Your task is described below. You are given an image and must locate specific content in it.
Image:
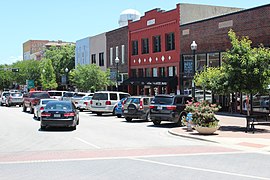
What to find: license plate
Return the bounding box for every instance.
[54,114,61,118]
[124,110,128,113]
[96,102,101,106]
[157,106,162,110]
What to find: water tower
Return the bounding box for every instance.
[118,9,141,27]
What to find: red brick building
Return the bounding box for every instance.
[125,4,181,95]
[179,4,270,113]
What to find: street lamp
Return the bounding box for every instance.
[115,57,120,91]
[65,68,69,90]
[190,41,197,99]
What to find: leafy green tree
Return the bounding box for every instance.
[40,59,58,90]
[11,60,42,87]
[194,66,228,95]
[223,30,270,94]
[69,64,112,92]
[43,44,75,84]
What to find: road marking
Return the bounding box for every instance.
[130,158,269,180]
[0,151,245,165]
[74,137,101,149]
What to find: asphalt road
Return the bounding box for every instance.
[0,106,270,180]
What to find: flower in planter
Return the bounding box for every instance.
[184,100,221,128]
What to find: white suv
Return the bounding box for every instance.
[90,91,130,116]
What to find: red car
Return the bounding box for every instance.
[22,91,50,114]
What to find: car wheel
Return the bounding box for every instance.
[177,113,186,127]
[145,112,150,121]
[97,112,102,116]
[112,107,116,116]
[40,125,46,131]
[30,105,34,114]
[23,104,27,112]
[72,126,77,130]
[33,113,36,119]
[76,118,79,125]
[117,114,122,118]
[0,102,2,106]
[153,120,161,125]
[125,117,132,122]
[80,109,83,112]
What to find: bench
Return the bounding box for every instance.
[246,115,270,133]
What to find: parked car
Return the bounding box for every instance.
[22,91,50,114]
[61,92,76,101]
[123,96,154,122]
[48,90,67,100]
[34,98,59,120]
[0,91,10,106]
[40,101,79,130]
[149,95,192,126]
[5,92,23,107]
[77,96,92,111]
[72,92,92,107]
[90,91,130,116]
[114,97,128,118]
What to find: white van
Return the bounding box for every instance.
[90,91,130,116]
[48,90,67,100]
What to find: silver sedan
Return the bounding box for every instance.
[34,98,58,120]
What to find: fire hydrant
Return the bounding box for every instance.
[186,112,193,132]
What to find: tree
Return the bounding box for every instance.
[43,44,75,84]
[223,30,270,94]
[69,64,112,92]
[40,59,58,90]
[194,66,228,95]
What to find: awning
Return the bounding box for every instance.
[123,76,178,87]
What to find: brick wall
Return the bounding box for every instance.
[180,5,270,54]
[106,26,128,73]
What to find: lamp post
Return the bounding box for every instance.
[65,68,69,90]
[115,57,119,91]
[42,69,46,90]
[190,41,197,99]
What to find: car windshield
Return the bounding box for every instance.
[30,92,50,98]
[92,93,108,100]
[126,98,140,105]
[45,102,72,110]
[42,100,57,105]
[151,96,173,105]
[48,92,63,96]
[11,93,22,97]
[63,92,74,97]
[82,96,91,100]
[73,93,86,98]
[2,92,10,97]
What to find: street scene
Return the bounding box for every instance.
[0,106,270,180]
[0,0,270,179]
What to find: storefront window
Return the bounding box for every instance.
[197,54,206,71]
[131,69,137,77]
[183,55,194,77]
[208,53,220,67]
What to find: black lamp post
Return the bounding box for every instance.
[115,57,119,91]
[190,41,197,99]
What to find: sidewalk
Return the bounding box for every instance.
[168,113,270,153]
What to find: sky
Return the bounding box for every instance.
[0,0,269,65]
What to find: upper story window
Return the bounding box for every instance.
[132,40,138,55]
[141,38,149,54]
[131,69,137,77]
[99,52,104,66]
[145,68,151,77]
[165,32,175,51]
[159,67,166,77]
[153,35,161,53]
[138,68,144,77]
[152,68,158,77]
[91,54,96,64]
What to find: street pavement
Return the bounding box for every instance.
[169,113,270,153]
